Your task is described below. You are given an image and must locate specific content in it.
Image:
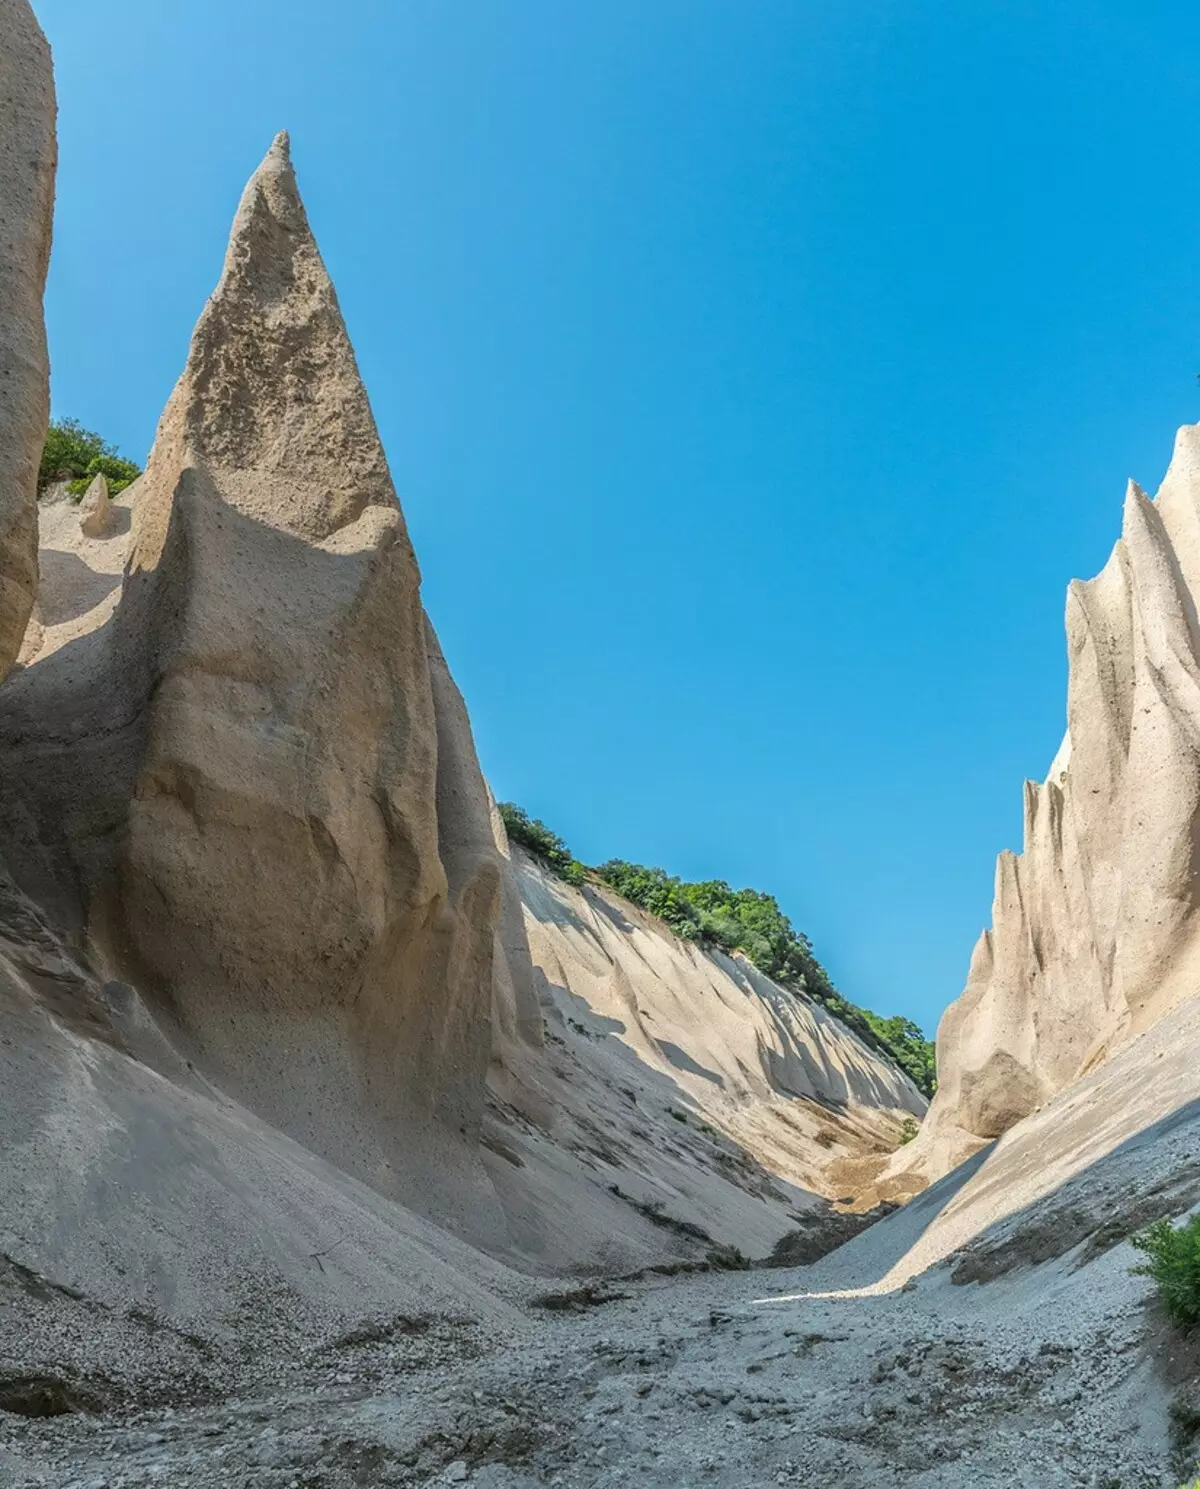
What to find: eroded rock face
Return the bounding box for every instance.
[0,130,931,1272]
[483,842,925,1271]
[0,0,55,677]
[0,136,503,1238]
[894,426,1200,1186]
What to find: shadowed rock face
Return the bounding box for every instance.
[894,426,1200,1188]
[0,0,55,677]
[0,136,504,1239]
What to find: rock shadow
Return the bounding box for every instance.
[656,1038,725,1087]
[34,548,122,627]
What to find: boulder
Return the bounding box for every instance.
[0,0,56,677]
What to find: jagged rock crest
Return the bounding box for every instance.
[893,424,1200,1189]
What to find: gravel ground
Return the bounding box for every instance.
[0,1228,1178,1489]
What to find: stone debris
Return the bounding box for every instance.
[0,1244,1170,1487]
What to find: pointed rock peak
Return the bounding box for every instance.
[1121,479,1152,530]
[79,471,112,538]
[1153,422,1200,523]
[1168,420,1200,470]
[160,132,399,540]
[225,130,305,262]
[1045,730,1070,785]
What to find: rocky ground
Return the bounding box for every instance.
[0,1221,1179,1489]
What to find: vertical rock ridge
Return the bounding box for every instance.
[0,0,56,677]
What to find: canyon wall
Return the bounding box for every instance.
[894,426,1200,1189]
[485,838,923,1270]
[0,104,924,1284]
[0,0,55,676]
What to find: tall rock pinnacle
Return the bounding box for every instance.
[889,423,1200,1194]
[15,136,507,1236]
[0,0,56,677]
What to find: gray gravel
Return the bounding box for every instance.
[0,1230,1178,1489]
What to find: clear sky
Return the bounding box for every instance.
[32,0,1200,1038]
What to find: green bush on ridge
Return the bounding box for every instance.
[498,803,586,887]
[498,802,937,1097]
[40,418,142,498]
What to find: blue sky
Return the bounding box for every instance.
[34,1,1200,1037]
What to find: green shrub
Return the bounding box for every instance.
[498,803,586,886]
[592,861,703,940]
[861,1012,938,1097]
[898,1116,919,1145]
[40,419,142,497]
[66,454,142,499]
[1131,1215,1200,1328]
[706,1243,750,1271]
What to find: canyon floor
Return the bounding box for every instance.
[0,1193,1179,1489]
[7,950,1200,1488]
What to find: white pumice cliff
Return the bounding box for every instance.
[8,5,1200,1485]
[0,133,509,1245]
[485,842,923,1271]
[889,425,1200,1198]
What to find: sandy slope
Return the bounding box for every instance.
[14,483,134,668]
[4,822,1197,1484]
[484,848,924,1271]
[5,902,1198,1485]
[0,874,531,1350]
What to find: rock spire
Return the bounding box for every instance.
[892,425,1200,1190]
